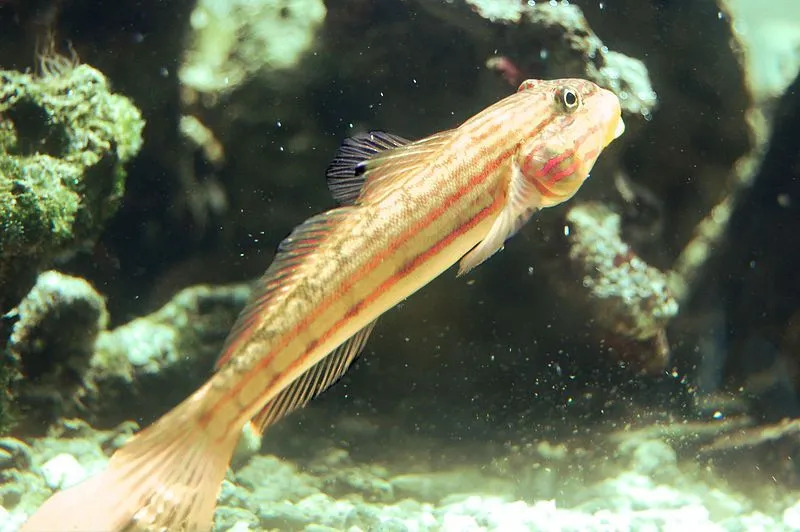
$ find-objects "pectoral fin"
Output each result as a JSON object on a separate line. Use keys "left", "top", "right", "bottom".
{"left": 458, "top": 159, "right": 542, "bottom": 276}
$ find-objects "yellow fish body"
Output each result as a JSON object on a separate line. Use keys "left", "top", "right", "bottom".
{"left": 23, "top": 78, "right": 624, "bottom": 531}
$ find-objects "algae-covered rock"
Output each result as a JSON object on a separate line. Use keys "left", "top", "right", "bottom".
{"left": 78, "top": 282, "right": 249, "bottom": 425}
{"left": 5, "top": 271, "right": 108, "bottom": 431}
{"left": 179, "top": 0, "right": 327, "bottom": 96}
{"left": 4, "top": 269, "right": 248, "bottom": 432}
{"left": 0, "top": 63, "right": 144, "bottom": 310}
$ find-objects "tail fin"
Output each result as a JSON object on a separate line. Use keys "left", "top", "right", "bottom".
{"left": 22, "top": 385, "right": 241, "bottom": 532}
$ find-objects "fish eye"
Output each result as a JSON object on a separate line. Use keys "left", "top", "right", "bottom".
{"left": 558, "top": 87, "right": 581, "bottom": 112}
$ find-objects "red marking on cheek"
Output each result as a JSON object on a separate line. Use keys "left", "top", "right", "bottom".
{"left": 536, "top": 149, "right": 573, "bottom": 179}
{"left": 542, "top": 120, "right": 607, "bottom": 186}
{"left": 530, "top": 175, "right": 554, "bottom": 197}
{"left": 546, "top": 159, "right": 579, "bottom": 185}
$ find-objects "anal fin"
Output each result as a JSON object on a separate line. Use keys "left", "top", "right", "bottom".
{"left": 251, "top": 319, "right": 378, "bottom": 434}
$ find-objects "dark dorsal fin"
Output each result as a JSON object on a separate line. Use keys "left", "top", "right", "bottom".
{"left": 325, "top": 131, "right": 411, "bottom": 205}
{"left": 326, "top": 130, "right": 455, "bottom": 206}
{"left": 250, "top": 319, "right": 378, "bottom": 434}
{"left": 215, "top": 207, "right": 355, "bottom": 369}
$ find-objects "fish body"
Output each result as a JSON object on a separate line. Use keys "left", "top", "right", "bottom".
{"left": 22, "top": 78, "right": 623, "bottom": 531}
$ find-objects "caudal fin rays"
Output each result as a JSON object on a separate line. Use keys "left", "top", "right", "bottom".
{"left": 22, "top": 387, "right": 240, "bottom": 532}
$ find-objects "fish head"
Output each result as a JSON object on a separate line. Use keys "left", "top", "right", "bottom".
{"left": 516, "top": 78, "right": 624, "bottom": 208}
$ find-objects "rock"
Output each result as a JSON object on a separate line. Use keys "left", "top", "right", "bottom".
{"left": 721, "top": 511, "right": 779, "bottom": 532}
{"left": 5, "top": 271, "right": 107, "bottom": 430}
{"left": 304, "top": 525, "right": 340, "bottom": 532}
{"left": 256, "top": 499, "right": 313, "bottom": 530}
{"left": 225, "top": 520, "right": 254, "bottom": 532}
{"left": 626, "top": 439, "right": 679, "bottom": 481}
{"left": 232, "top": 421, "right": 263, "bottom": 469}
{"left": 783, "top": 500, "right": 800, "bottom": 529}
{"left": 314, "top": 454, "right": 394, "bottom": 503}
{"left": 0, "top": 63, "right": 144, "bottom": 311}
{"left": 391, "top": 470, "right": 511, "bottom": 503}
{"left": 343, "top": 505, "right": 381, "bottom": 529}
{"left": 440, "top": 513, "right": 479, "bottom": 532}
{"left": 295, "top": 493, "right": 353, "bottom": 529}
{"left": 6, "top": 273, "right": 250, "bottom": 428}
{"left": 370, "top": 518, "right": 409, "bottom": 532}
{"left": 180, "top": 0, "right": 327, "bottom": 96}
{"left": 720, "top": 0, "right": 800, "bottom": 101}
{"left": 39, "top": 453, "right": 86, "bottom": 490}
{"left": 234, "top": 454, "right": 319, "bottom": 502}
{"left": 213, "top": 505, "right": 259, "bottom": 532}
{"left": 0, "top": 438, "right": 33, "bottom": 469}
{"left": 0, "top": 505, "right": 27, "bottom": 532}
{"left": 82, "top": 282, "right": 250, "bottom": 425}
{"left": 702, "top": 489, "right": 745, "bottom": 522}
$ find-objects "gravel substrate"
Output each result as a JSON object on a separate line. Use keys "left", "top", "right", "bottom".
{"left": 2, "top": 416, "right": 798, "bottom": 532}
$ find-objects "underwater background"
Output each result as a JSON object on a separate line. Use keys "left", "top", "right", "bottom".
{"left": 1, "top": 0, "right": 800, "bottom": 530}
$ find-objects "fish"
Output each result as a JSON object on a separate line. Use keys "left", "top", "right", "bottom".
{"left": 21, "top": 78, "right": 624, "bottom": 531}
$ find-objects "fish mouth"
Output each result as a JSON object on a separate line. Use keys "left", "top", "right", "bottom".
{"left": 602, "top": 110, "right": 625, "bottom": 147}
{"left": 613, "top": 116, "right": 625, "bottom": 139}
{"left": 598, "top": 89, "right": 625, "bottom": 147}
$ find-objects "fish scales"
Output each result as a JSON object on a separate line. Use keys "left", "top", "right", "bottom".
{"left": 204, "top": 87, "right": 562, "bottom": 439}
{"left": 21, "top": 78, "right": 623, "bottom": 532}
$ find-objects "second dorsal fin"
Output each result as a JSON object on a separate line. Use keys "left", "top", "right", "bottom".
{"left": 215, "top": 207, "right": 355, "bottom": 369}
{"left": 326, "top": 131, "right": 410, "bottom": 205}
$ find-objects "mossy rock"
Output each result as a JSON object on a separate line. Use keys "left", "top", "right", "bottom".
{"left": 0, "top": 64, "right": 143, "bottom": 433}
{"left": 0, "top": 63, "right": 144, "bottom": 311}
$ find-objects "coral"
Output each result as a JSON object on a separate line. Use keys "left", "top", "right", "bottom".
{"left": 179, "top": 0, "right": 327, "bottom": 96}
{"left": 0, "top": 64, "right": 144, "bottom": 310}
{"left": 565, "top": 202, "right": 678, "bottom": 370}
{"left": 517, "top": 1, "right": 657, "bottom": 117}
{"left": 720, "top": 0, "right": 800, "bottom": 101}
{"left": 433, "top": 0, "right": 657, "bottom": 116}
{"left": 566, "top": 203, "right": 677, "bottom": 339}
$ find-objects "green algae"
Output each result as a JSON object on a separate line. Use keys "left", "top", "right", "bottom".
{"left": 0, "top": 155, "right": 82, "bottom": 256}
{"left": 0, "top": 63, "right": 143, "bottom": 433}
{"left": 4, "top": 271, "right": 108, "bottom": 435}
{"left": 0, "top": 64, "right": 144, "bottom": 305}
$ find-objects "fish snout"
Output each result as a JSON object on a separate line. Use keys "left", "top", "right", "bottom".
{"left": 599, "top": 89, "right": 625, "bottom": 148}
